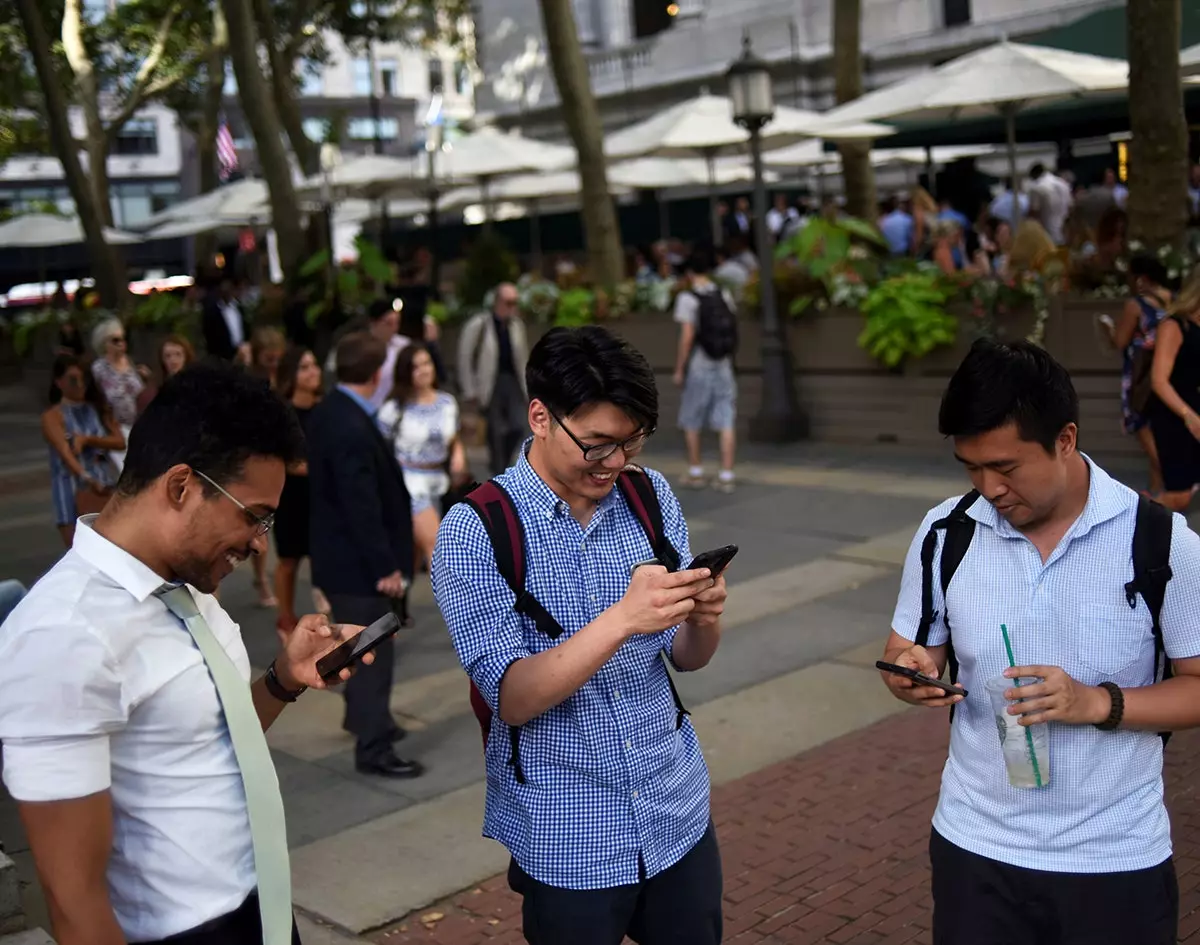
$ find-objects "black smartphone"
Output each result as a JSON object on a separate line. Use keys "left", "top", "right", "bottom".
{"left": 316, "top": 613, "right": 402, "bottom": 682}
{"left": 875, "top": 660, "right": 968, "bottom": 698}
{"left": 686, "top": 544, "right": 740, "bottom": 578}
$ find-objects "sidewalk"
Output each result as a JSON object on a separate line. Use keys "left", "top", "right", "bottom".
{"left": 368, "top": 709, "right": 1200, "bottom": 945}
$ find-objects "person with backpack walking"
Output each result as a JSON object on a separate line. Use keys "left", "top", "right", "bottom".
{"left": 673, "top": 245, "right": 739, "bottom": 493}
{"left": 881, "top": 338, "right": 1200, "bottom": 945}
{"left": 432, "top": 326, "right": 728, "bottom": 945}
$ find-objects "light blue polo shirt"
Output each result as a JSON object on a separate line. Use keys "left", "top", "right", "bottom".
{"left": 893, "top": 457, "right": 1200, "bottom": 873}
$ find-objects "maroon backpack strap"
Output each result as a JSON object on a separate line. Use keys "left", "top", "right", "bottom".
{"left": 616, "top": 468, "right": 681, "bottom": 572}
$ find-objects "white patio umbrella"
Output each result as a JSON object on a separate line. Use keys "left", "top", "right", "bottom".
{"left": 818, "top": 41, "right": 1133, "bottom": 224}
{"left": 1182, "top": 43, "right": 1200, "bottom": 77}
{"left": 139, "top": 178, "right": 273, "bottom": 230}
{"left": 0, "top": 213, "right": 142, "bottom": 248}
{"left": 296, "top": 153, "right": 438, "bottom": 203}
{"left": 435, "top": 126, "right": 576, "bottom": 219}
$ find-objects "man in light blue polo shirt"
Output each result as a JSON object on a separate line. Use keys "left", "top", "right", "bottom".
{"left": 881, "top": 338, "right": 1200, "bottom": 945}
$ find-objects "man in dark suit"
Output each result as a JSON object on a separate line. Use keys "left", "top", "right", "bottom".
{"left": 307, "top": 332, "right": 423, "bottom": 778}
{"left": 202, "top": 278, "right": 249, "bottom": 362}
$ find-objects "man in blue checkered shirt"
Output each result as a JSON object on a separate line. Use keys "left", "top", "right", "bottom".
{"left": 883, "top": 339, "right": 1200, "bottom": 945}
{"left": 432, "top": 326, "right": 727, "bottom": 945}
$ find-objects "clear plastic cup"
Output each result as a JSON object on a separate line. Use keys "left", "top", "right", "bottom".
{"left": 986, "top": 675, "right": 1051, "bottom": 789}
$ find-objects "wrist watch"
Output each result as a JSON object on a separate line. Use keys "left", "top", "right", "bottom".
{"left": 1094, "top": 681, "right": 1124, "bottom": 731}
{"left": 265, "top": 661, "right": 307, "bottom": 703}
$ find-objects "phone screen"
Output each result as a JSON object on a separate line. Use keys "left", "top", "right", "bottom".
{"left": 686, "top": 544, "right": 739, "bottom": 577}
{"left": 316, "top": 613, "right": 402, "bottom": 681}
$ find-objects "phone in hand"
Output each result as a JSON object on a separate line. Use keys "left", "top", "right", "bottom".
{"left": 875, "top": 660, "right": 968, "bottom": 698}
{"left": 315, "top": 613, "right": 402, "bottom": 682}
{"left": 686, "top": 544, "right": 739, "bottom": 578}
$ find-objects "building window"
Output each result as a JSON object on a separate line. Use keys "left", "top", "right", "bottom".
{"left": 455, "top": 61, "right": 472, "bottom": 97}
{"left": 943, "top": 0, "right": 971, "bottom": 27}
{"left": 113, "top": 118, "right": 158, "bottom": 156}
{"left": 299, "top": 61, "right": 324, "bottom": 97}
{"left": 379, "top": 59, "right": 398, "bottom": 97}
{"left": 347, "top": 117, "right": 399, "bottom": 141}
{"left": 428, "top": 58, "right": 445, "bottom": 93}
{"left": 631, "top": 0, "right": 675, "bottom": 40}
{"left": 302, "top": 118, "right": 329, "bottom": 142}
{"left": 352, "top": 58, "right": 372, "bottom": 96}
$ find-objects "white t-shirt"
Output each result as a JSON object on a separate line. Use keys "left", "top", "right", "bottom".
{"left": 0, "top": 519, "right": 258, "bottom": 940}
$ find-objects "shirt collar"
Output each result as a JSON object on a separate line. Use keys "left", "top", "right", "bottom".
{"left": 966, "top": 453, "right": 1128, "bottom": 539}
{"left": 337, "top": 384, "right": 377, "bottom": 418}
{"left": 507, "top": 439, "right": 620, "bottom": 521}
{"left": 72, "top": 515, "right": 176, "bottom": 603}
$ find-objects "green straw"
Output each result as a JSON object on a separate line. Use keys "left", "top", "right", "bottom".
{"left": 1000, "top": 624, "right": 1043, "bottom": 788}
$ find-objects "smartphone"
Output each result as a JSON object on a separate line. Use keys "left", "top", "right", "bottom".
{"left": 316, "top": 613, "right": 402, "bottom": 682}
{"left": 629, "top": 557, "right": 661, "bottom": 575}
{"left": 875, "top": 660, "right": 968, "bottom": 698}
{"left": 686, "top": 544, "right": 740, "bottom": 578}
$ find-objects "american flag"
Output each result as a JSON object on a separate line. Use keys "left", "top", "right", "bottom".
{"left": 216, "top": 118, "right": 239, "bottom": 181}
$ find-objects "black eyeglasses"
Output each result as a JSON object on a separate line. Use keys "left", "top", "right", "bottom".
{"left": 193, "top": 469, "right": 275, "bottom": 536}
{"left": 548, "top": 408, "right": 653, "bottom": 463}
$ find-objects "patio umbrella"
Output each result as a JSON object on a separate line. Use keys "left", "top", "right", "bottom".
{"left": 0, "top": 213, "right": 142, "bottom": 248}
{"left": 138, "top": 178, "right": 273, "bottom": 230}
{"left": 818, "top": 41, "right": 1133, "bottom": 225}
{"left": 1183, "top": 43, "right": 1200, "bottom": 77}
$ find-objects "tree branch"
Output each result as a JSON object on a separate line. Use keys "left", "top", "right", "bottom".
{"left": 103, "top": 3, "right": 182, "bottom": 136}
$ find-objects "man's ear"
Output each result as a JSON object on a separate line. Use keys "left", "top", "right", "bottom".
{"left": 163, "top": 464, "right": 194, "bottom": 509}
{"left": 528, "top": 399, "right": 551, "bottom": 438}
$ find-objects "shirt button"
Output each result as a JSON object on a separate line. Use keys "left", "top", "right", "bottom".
{"left": 625, "top": 739, "right": 633, "bottom": 750}
{"left": 631, "top": 789, "right": 639, "bottom": 799}
{"left": 613, "top": 690, "right": 621, "bottom": 700}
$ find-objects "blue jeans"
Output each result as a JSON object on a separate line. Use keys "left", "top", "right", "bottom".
{"left": 0, "top": 580, "right": 27, "bottom": 626}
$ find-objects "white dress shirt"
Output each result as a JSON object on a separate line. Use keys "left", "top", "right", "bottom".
{"left": 220, "top": 300, "right": 245, "bottom": 348}
{"left": 0, "top": 517, "right": 257, "bottom": 941}
{"left": 369, "top": 334, "right": 412, "bottom": 411}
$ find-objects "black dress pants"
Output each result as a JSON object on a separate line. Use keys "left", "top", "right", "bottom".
{"left": 486, "top": 372, "right": 528, "bottom": 476}
{"left": 133, "top": 892, "right": 300, "bottom": 945}
{"left": 327, "top": 593, "right": 396, "bottom": 765}
{"left": 930, "top": 828, "right": 1177, "bottom": 945}
{"left": 506, "top": 821, "right": 723, "bottom": 945}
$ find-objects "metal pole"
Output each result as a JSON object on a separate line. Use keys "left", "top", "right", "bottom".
{"left": 366, "top": 0, "right": 390, "bottom": 256}
{"left": 529, "top": 197, "right": 543, "bottom": 276}
{"left": 748, "top": 122, "right": 807, "bottom": 443}
{"left": 1005, "top": 106, "right": 1021, "bottom": 231}
{"left": 426, "top": 138, "right": 441, "bottom": 301}
{"left": 706, "top": 148, "right": 721, "bottom": 247}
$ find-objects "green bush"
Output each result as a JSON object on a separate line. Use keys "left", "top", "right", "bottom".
{"left": 457, "top": 231, "right": 520, "bottom": 308}
{"left": 857, "top": 271, "right": 959, "bottom": 368}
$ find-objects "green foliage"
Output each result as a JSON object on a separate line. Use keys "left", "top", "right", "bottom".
{"left": 555, "top": 288, "right": 595, "bottom": 327}
{"left": 518, "top": 276, "right": 560, "bottom": 323}
{"left": 300, "top": 236, "right": 393, "bottom": 326}
{"left": 457, "top": 231, "right": 519, "bottom": 308}
{"left": 857, "top": 272, "right": 959, "bottom": 368}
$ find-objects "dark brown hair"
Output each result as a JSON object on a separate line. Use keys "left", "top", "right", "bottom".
{"left": 277, "top": 345, "right": 319, "bottom": 401}
{"left": 389, "top": 343, "right": 437, "bottom": 406}
{"left": 335, "top": 331, "right": 386, "bottom": 384}
{"left": 158, "top": 334, "right": 196, "bottom": 378}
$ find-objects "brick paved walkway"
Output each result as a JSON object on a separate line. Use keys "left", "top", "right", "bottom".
{"left": 370, "top": 709, "right": 1200, "bottom": 945}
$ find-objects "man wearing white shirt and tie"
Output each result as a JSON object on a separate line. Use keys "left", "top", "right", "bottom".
{"left": 0, "top": 363, "right": 374, "bottom": 945}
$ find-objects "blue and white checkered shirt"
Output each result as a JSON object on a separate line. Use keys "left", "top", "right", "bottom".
{"left": 893, "top": 456, "right": 1200, "bottom": 873}
{"left": 431, "top": 447, "right": 711, "bottom": 890}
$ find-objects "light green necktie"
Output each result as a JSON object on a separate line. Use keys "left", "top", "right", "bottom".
{"left": 159, "top": 585, "right": 292, "bottom": 945}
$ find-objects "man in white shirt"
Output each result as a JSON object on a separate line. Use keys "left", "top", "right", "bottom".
{"left": 0, "top": 363, "right": 374, "bottom": 945}
{"left": 367, "top": 298, "right": 411, "bottom": 411}
{"left": 1027, "top": 163, "right": 1072, "bottom": 244}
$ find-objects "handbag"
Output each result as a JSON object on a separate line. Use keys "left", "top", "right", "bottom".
{"left": 1129, "top": 347, "right": 1155, "bottom": 414}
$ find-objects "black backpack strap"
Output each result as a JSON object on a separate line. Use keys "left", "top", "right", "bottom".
{"left": 1126, "top": 495, "right": 1174, "bottom": 745}
{"left": 615, "top": 468, "right": 688, "bottom": 728}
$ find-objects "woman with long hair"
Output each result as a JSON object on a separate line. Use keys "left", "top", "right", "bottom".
{"left": 243, "top": 325, "right": 287, "bottom": 606}
{"left": 272, "top": 346, "right": 324, "bottom": 633}
{"left": 1149, "top": 266, "right": 1200, "bottom": 511}
{"left": 89, "top": 318, "right": 148, "bottom": 473}
{"left": 136, "top": 334, "right": 196, "bottom": 414}
{"left": 42, "top": 355, "right": 124, "bottom": 547}
{"left": 377, "top": 343, "right": 469, "bottom": 572}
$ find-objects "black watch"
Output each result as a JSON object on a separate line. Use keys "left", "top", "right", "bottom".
{"left": 1094, "top": 681, "right": 1124, "bottom": 731}
{"left": 265, "top": 661, "right": 307, "bottom": 703}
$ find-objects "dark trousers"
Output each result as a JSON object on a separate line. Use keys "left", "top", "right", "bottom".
{"left": 486, "top": 372, "right": 528, "bottom": 476}
{"left": 930, "top": 828, "right": 1178, "bottom": 945}
{"left": 506, "top": 821, "right": 723, "bottom": 945}
{"left": 327, "top": 593, "right": 396, "bottom": 765}
{"left": 133, "top": 892, "right": 300, "bottom": 945}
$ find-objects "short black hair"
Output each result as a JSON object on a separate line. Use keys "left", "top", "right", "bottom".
{"left": 687, "top": 242, "right": 716, "bottom": 275}
{"left": 368, "top": 298, "right": 394, "bottom": 322}
{"left": 1129, "top": 253, "right": 1169, "bottom": 289}
{"left": 117, "top": 362, "right": 305, "bottom": 497}
{"left": 938, "top": 338, "right": 1079, "bottom": 453}
{"left": 526, "top": 326, "right": 658, "bottom": 430}
{"left": 1030, "top": 162, "right": 1046, "bottom": 179}
{"left": 335, "top": 331, "right": 386, "bottom": 384}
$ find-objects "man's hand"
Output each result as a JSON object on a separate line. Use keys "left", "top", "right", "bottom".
{"left": 617, "top": 564, "right": 713, "bottom": 636}
{"left": 686, "top": 573, "right": 727, "bottom": 628}
{"left": 376, "top": 570, "right": 407, "bottom": 598}
{"left": 276, "top": 615, "right": 374, "bottom": 689}
{"left": 880, "top": 644, "right": 964, "bottom": 708}
{"left": 1003, "top": 665, "right": 1110, "bottom": 727}
{"left": 672, "top": 369, "right": 685, "bottom": 387}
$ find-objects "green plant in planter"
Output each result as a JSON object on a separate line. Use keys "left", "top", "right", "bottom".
{"left": 857, "top": 271, "right": 958, "bottom": 369}
{"left": 555, "top": 288, "right": 595, "bottom": 327}
{"left": 518, "top": 276, "right": 560, "bottom": 323}
{"left": 300, "top": 235, "right": 393, "bottom": 326}
{"left": 128, "top": 291, "right": 195, "bottom": 338}
{"left": 770, "top": 215, "right": 887, "bottom": 316}
{"left": 458, "top": 231, "right": 520, "bottom": 308}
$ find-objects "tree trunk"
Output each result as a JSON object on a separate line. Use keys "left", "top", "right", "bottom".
{"left": 537, "top": 0, "right": 623, "bottom": 289}
{"left": 1126, "top": 0, "right": 1188, "bottom": 249}
{"left": 250, "top": 0, "right": 319, "bottom": 176}
{"left": 16, "top": 0, "right": 125, "bottom": 309}
{"left": 61, "top": 0, "right": 116, "bottom": 227}
{"left": 220, "top": 0, "right": 305, "bottom": 284}
{"left": 193, "top": 5, "right": 228, "bottom": 268}
{"left": 832, "top": 0, "right": 876, "bottom": 221}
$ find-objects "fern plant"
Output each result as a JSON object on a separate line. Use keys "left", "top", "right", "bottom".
{"left": 857, "top": 271, "right": 959, "bottom": 369}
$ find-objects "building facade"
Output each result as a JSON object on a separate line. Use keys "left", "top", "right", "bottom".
{"left": 475, "top": 0, "right": 1125, "bottom": 137}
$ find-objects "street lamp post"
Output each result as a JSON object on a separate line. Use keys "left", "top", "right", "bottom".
{"left": 726, "top": 35, "right": 809, "bottom": 443}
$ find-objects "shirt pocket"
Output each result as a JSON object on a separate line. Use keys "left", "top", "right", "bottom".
{"left": 1076, "top": 606, "right": 1150, "bottom": 679}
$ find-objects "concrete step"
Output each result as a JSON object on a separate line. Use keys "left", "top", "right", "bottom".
{"left": 0, "top": 930, "right": 52, "bottom": 945}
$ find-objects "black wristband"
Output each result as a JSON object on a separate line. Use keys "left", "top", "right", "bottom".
{"left": 265, "top": 661, "right": 307, "bottom": 703}
{"left": 1094, "top": 681, "right": 1124, "bottom": 731}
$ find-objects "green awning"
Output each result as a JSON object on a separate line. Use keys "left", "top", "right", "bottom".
{"left": 1029, "top": 2, "right": 1200, "bottom": 60}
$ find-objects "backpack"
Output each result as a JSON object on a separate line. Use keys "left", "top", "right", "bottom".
{"left": 916, "top": 491, "right": 1174, "bottom": 742}
{"left": 461, "top": 467, "right": 690, "bottom": 783}
{"left": 693, "top": 289, "right": 738, "bottom": 360}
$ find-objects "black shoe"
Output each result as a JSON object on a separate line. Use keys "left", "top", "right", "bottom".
{"left": 355, "top": 753, "right": 424, "bottom": 779}
{"left": 389, "top": 726, "right": 407, "bottom": 743}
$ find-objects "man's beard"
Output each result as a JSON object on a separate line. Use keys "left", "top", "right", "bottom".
{"left": 174, "top": 554, "right": 218, "bottom": 594}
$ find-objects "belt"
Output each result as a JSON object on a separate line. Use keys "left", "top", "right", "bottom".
{"left": 402, "top": 461, "right": 446, "bottom": 471}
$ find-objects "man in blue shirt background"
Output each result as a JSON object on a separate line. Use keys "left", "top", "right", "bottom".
{"left": 433, "top": 326, "right": 728, "bottom": 945}
{"left": 879, "top": 194, "right": 915, "bottom": 256}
